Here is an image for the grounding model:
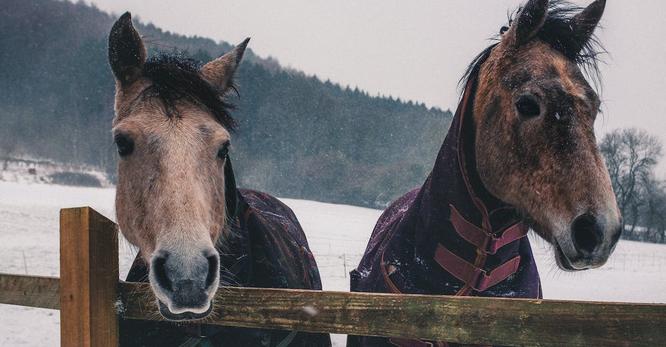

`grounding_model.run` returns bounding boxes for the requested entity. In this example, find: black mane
[461,0,604,90]
[141,53,237,130]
